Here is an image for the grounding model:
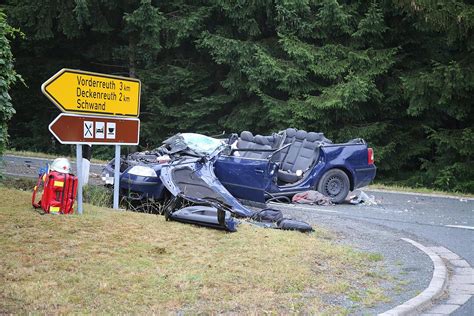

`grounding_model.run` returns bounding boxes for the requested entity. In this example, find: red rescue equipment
[32,170,78,214]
